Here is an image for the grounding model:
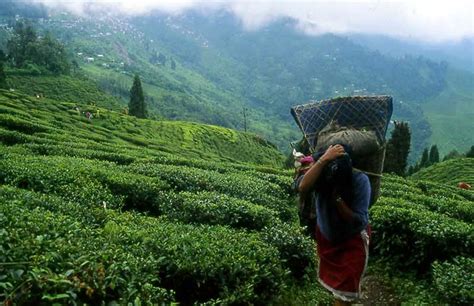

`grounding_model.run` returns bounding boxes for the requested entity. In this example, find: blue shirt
[299,171,371,242]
